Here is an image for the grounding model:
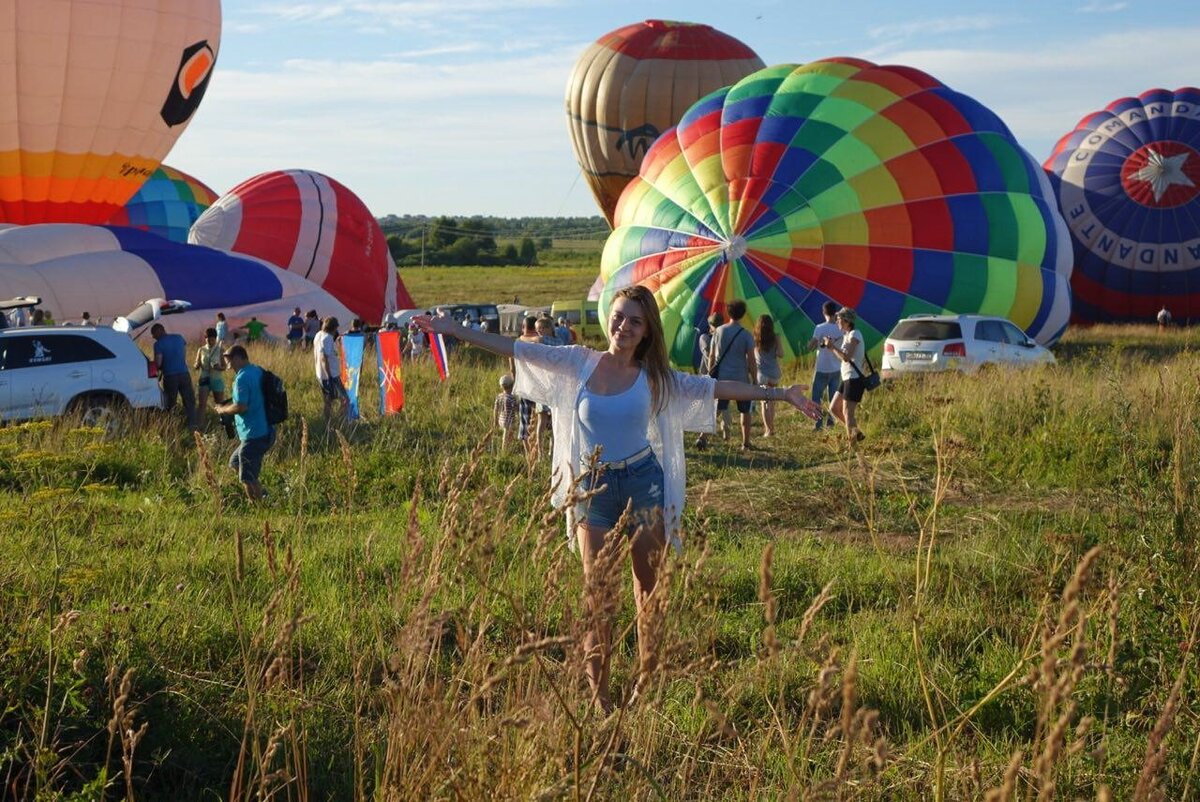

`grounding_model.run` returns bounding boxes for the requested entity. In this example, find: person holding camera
[194,327,227,417]
[215,346,275,502]
[821,307,867,443]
